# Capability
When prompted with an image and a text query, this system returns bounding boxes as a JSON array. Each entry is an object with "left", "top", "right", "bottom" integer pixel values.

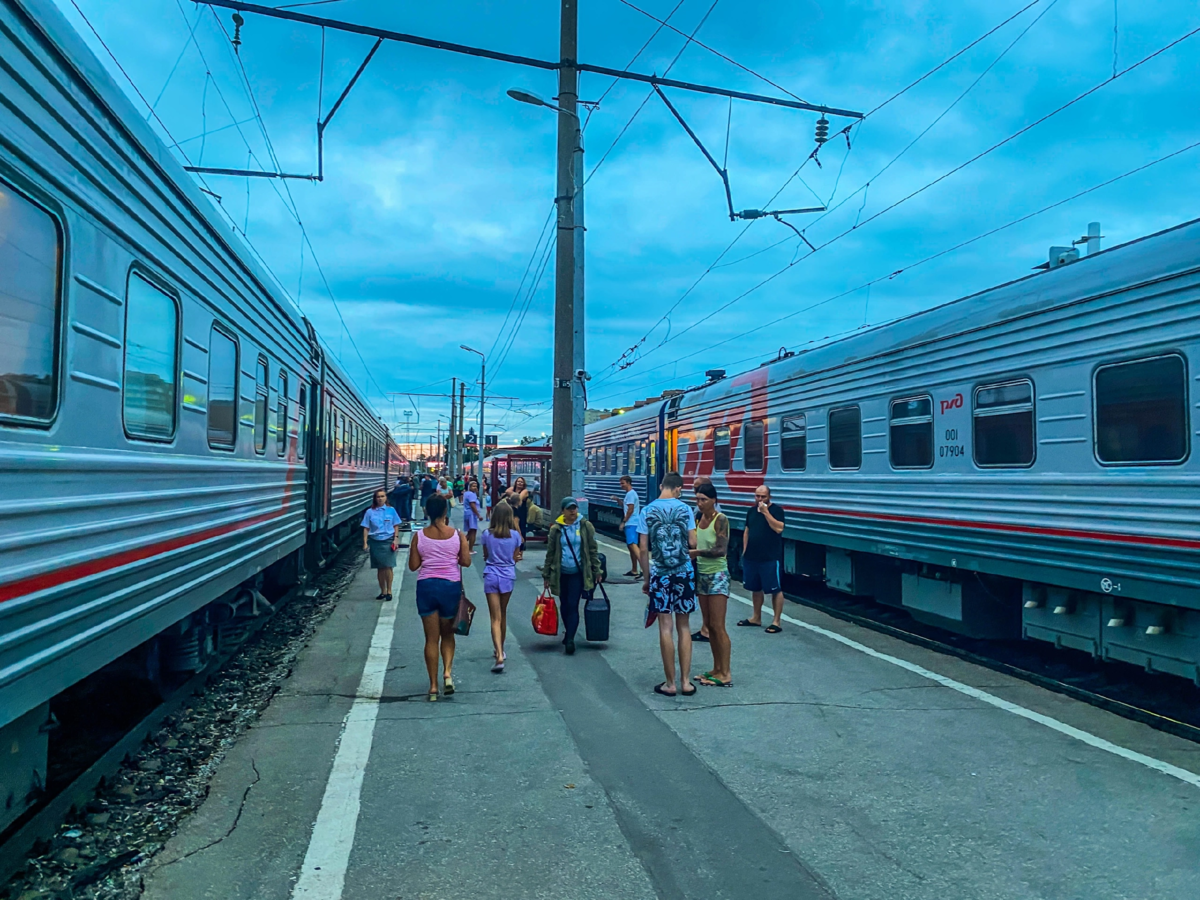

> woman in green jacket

[{"left": 542, "top": 497, "right": 604, "bottom": 655}]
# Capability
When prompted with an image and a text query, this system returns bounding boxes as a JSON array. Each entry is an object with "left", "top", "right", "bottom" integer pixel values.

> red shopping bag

[{"left": 532, "top": 589, "right": 559, "bottom": 636}]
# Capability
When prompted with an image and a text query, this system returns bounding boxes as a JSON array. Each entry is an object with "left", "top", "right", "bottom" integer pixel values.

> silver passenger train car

[
  {"left": 0, "top": 0, "right": 399, "bottom": 830},
  {"left": 586, "top": 216, "right": 1200, "bottom": 684}
]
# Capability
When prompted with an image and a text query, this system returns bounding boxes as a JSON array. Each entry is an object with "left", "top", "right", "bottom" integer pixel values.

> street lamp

[
  {"left": 508, "top": 85, "right": 585, "bottom": 507},
  {"left": 460, "top": 344, "right": 485, "bottom": 481}
]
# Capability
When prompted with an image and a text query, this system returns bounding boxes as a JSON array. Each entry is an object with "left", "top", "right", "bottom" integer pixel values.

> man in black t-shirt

[{"left": 737, "top": 484, "right": 787, "bottom": 633}]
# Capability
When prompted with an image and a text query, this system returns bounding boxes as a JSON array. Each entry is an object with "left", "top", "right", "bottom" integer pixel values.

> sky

[{"left": 50, "top": 0, "right": 1200, "bottom": 452}]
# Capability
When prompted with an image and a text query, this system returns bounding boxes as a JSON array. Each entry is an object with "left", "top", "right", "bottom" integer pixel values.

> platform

[{"left": 140, "top": 525, "right": 1200, "bottom": 900}]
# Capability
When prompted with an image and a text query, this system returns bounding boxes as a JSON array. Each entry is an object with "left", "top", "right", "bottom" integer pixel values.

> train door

[{"left": 666, "top": 427, "right": 680, "bottom": 473}]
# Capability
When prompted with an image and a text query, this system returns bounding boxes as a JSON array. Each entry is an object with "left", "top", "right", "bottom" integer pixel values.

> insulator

[{"left": 814, "top": 116, "right": 829, "bottom": 144}]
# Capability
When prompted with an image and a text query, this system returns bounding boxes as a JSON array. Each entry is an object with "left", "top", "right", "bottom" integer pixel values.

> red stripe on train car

[
  {"left": 0, "top": 511, "right": 282, "bottom": 605},
  {"left": 785, "top": 504, "right": 1200, "bottom": 551}
]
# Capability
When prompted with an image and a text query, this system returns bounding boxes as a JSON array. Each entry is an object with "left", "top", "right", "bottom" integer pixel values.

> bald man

[{"left": 737, "top": 484, "right": 786, "bottom": 633}]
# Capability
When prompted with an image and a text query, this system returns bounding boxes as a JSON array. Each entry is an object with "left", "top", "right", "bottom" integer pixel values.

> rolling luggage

[{"left": 584, "top": 582, "right": 611, "bottom": 642}]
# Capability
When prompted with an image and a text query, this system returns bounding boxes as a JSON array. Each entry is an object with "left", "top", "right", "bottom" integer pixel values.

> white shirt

[{"left": 623, "top": 488, "right": 640, "bottom": 523}]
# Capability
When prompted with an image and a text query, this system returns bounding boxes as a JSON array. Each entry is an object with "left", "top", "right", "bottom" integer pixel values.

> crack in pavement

[{"left": 155, "top": 758, "right": 262, "bottom": 868}]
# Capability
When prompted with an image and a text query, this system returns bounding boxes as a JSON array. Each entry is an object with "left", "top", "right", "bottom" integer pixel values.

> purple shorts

[{"left": 483, "top": 569, "right": 515, "bottom": 594}]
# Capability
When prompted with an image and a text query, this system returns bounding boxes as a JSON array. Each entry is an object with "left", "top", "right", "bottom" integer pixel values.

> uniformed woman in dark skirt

[{"left": 362, "top": 488, "right": 402, "bottom": 600}]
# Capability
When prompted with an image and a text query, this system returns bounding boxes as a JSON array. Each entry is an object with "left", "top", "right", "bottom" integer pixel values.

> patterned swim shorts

[
  {"left": 648, "top": 570, "right": 697, "bottom": 615},
  {"left": 696, "top": 569, "right": 731, "bottom": 597}
]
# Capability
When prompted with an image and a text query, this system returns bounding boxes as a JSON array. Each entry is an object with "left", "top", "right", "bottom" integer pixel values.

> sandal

[
  {"left": 623, "top": 570, "right": 639, "bottom": 577},
  {"left": 376, "top": 593, "right": 386, "bottom": 600},
  {"left": 696, "top": 673, "right": 732, "bottom": 687},
  {"left": 427, "top": 690, "right": 439, "bottom": 702},
  {"left": 384, "top": 593, "right": 392, "bottom": 601},
  {"left": 680, "top": 684, "right": 697, "bottom": 696},
  {"left": 691, "top": 630, "right": 710, "bottom": 643},
  {"left": 443, "top": 675, "right": 455, "bottom": 695},
  {"left": 736, "top": 619, "right": 761, "bottom": 627},
  {"left": 765, "top": 624, "right": 782, "bottom": 634},
  {"left": 653, "top": 682, "right": 677, "bottom": 697},
  {"left": 491, "top": 657, "right": 505, "bottom": 674}
]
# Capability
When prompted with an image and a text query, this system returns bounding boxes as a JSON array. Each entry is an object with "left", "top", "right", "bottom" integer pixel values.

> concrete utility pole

[
  {"left": 457, "top": 381, "right": 466, "bottom": 477},
  {"left": 550, "top": 0, "right": 584, "bottom": 509},
  {"left": 448, "top": 377, "right": 457, "bottom": 478}
]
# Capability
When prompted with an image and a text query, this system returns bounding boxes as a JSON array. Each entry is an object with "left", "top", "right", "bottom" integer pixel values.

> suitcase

[{"left": 584, "top": 583, "right": 611, "bottom": 642}]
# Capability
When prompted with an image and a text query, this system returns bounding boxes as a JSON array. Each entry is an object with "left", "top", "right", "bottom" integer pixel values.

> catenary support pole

[
  {"left": 551, "top": 0, "right": 580, "bottom": 508},
  {"left": 448, "top": 377, "right": 457, "bottom": 481},
  {"left": 478, "top": 359, "right": 486, "bottom": 504},
  {"left": 458, "top": 381, "right": 466, "bottom": 479}
]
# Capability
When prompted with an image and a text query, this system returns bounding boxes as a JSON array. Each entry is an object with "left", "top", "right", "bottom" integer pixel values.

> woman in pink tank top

[{"left": 408, "top": 494, "right": 471, "bottom": 701}]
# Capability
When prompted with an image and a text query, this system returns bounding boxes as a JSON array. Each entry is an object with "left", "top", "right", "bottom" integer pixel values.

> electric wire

[{"left": 587, "top": 135, "right": 1200, "bottom": 404}]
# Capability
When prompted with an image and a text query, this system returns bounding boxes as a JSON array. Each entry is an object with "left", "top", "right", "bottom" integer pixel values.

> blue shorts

[
  {"left": 416, "top": 577, "right": 461, "bottom": 619},
  {"left": 742, "top": 559, "right": 781, "bottom": 595},
  {"left": 624, "top": 524, "right": 639, "bottom": 546}
]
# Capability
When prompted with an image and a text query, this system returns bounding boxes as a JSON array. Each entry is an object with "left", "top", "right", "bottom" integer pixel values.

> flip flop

[
  {"left": 623, "top": 570, "right": 639, "bottom": 577},
  {"left": 491, "top": 658, "right": 505, "bottom": 674},
  {"left": 736, "top": 619, "right": 761, "bottom": 627},
  {"left": 427, "top": 690, "right": 438, "bottom": 702},
  {"left": 691, "top": 631, "right": 710, "bottom": 643},
  {"left": 765, "top": 624, "right": 783, "bottom": 634},
  {"left": 680, "top": 684, "right": 697, "bottom": 696},
  {"left": 443, "top": 675, "right": 455, "bottom": 695},
  {"left": 653, "top": 682, "right": 677, "bottom": 697},
  {"left": 696, "top": 674, "right": 732, "bottom": 687}
]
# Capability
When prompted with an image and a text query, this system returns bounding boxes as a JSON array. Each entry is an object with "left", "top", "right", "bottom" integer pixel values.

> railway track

[
  {"left": 593, "top": 527, "right": 1200, "bottom": 746},
  {"left": 0, "top": 546, "right": 365, "bottom": 897}
]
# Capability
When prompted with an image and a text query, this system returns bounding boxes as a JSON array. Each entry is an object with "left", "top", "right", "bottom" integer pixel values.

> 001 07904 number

[{"left": 939, "top": 428, "right": 964, "bottom": 458}]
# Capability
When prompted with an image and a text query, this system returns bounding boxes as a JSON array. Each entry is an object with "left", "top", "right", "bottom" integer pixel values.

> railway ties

[{"left": 17, "top": 516, "right": 1198, "bottom": 899}]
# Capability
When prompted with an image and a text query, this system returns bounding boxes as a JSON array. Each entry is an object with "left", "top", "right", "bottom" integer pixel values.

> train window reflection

[
  {"left": 277, "top": 371, "right": 288, "bottom": 456},
  {"left": 1095, "top": 355, "right": 1188, "bottom": 464},
  {"left": 123, "top": 273, "right": 178, "bottom": 440},
  {"left": 207, "top": 325, "right": 238, "bottom": 449},
  {"left": 744, "top": 419, "right": 765, "bottom": 471},
  {"left": 714, "top": 426, "right": 731, "bottom": 470},
  {"left": 889, "top": 395, "right": 933, "bottom": 469},
  {"left": 829, "top": 407, "right": 862, "bottom": 470},
  {"left": 0, "top": 181, "right": 62, "bottom": 422},
  {"left": 973, "top": 379, "right": 1034, "bottom": 467},
  {"left": 254, "top": 356, "right": 268, "bottom": 454},
  {"left": 781, "top": 414, "right": 807, "bottom": 470}
]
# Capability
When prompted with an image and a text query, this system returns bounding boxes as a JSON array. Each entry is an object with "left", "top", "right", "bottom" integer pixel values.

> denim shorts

[
  {"left": 742, "top": 559, "right": 782, "bottom": 595},
  {"left": 416, "top": 577, "right": 461, "bottom": 619}
]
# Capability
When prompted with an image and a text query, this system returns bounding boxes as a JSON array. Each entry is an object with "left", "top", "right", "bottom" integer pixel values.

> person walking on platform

[
  {"left": 616, "top": 475, "right": 642, "bottom": 577},
  {"left": 690, "top": 482, "right": 732, "bottom": 686},
  {"left": 419, "top": 474, "right": 436, "bottom": 521},
  {"left": 482, "top": 500, "right": 523, "bottom": 672},
  {"left": 389, "top": 475, "right": 413, "bottom": 526},
  {"left": 362, "top": 489, "right": 402, "bottom": 601},
  {"left": 437, "top": 476, "right": 453, "bottom": 509},
  {"left": 463, "top": 477, "right": 484, "bottom": 553},
  {"left": 504, "top": 476, "right": 532, "bottom": 548},
  {"left": 639, "top": 472, "right": 698, "bottom": 697},
  {"left": 737, "top": 484, "right": 787, "bottom": 633},
  {"left": 542, "top": 497, "right": 604, "bottom": 655},
  {"left": 408, "top": 494, "right": 471, "bottom": 701},
  {"left": 453, "top": 474, "right": 465, "bottom": 502}
]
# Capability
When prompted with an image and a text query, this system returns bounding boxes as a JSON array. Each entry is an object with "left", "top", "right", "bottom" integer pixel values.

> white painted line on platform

[
  {"left": 595, "top": 536, "right": 1200, "bottom": 790},
  {"left": 291, "top": 563, "right": 405, "bottom": 899}
]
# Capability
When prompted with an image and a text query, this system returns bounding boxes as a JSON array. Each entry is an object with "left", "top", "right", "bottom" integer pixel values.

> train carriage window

[
  {"left": 829, "top": 407, "right": 862, "bottom": 470},
  {"left": 649, "top": 440, "right": 657, "bottom": 475},
  {"left": 714, "top": 426, "right": 731, "bottom": 471},
  {"left": 206, "top": 326, "right": 238, "bottom": 449},
  {"left": 254, "top": 357, "right": 268, "bottom": 454},
  {"left": 123, "top": 273, "right": 178, "bottom": 440},
  {"left": 890, "top": 396, "right": 934, "bottom": 469},
  {"left": 973, "top": 380, "right": 1034, "bottom": 467},
  {"left": 276, "top": 371, "right": 288, "bottom": 456},
  {"left": 0, "top": 181, "right": 63, "bottom": 422},
  {"left": 297, "top": 382, "right": 307, "bottom": 459},
  {"left": 1095, "top": 355, "right": 1188, "bottom": 464},
  {"left": 743, "top": 419, "right": 766, "bottom": 471},
  {"left": 781, "top": 414, "right": 807, "bottom": 470}
]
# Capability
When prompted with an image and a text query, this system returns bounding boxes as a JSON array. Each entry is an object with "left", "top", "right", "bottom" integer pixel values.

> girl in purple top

[
  {"left": 463, "top": 477, "right": 484, "bottom": 554},
  {"left": 481, "top": 501, "right": 524, "bottom": 673}
]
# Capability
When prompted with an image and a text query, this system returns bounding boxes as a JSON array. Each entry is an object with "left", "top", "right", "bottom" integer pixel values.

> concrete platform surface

[{"left": 141, "top": 526, "right": 1200, "bottom": 900}]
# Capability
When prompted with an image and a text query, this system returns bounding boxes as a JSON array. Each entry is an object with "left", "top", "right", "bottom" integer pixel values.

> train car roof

[
  {"left": 585, "top": 399, "right": 667, "bottom": 438},
  {"left": 677, "top": 214, "right": 1200, "bottom": 410},
  {"left": 19, "top": 0, "right": 386, "bottom": 427}
]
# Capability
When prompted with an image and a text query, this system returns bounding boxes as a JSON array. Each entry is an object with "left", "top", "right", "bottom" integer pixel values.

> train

[
  {"left": 585, "top": 216, "right": 1200, "bottom": 686},
  {"left": 0, "top": 0, "right": 400, "bottom": 831}
]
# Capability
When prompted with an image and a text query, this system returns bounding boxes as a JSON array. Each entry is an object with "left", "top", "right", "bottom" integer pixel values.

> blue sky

[{"left": 53, "top": 0, "right": 1200, "bottom": 451}]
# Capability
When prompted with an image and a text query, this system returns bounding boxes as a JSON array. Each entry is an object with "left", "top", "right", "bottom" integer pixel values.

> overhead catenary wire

[
  {"left": 587, "top": 135, "right": 1200, "bottom": 405},
  {"left": 611, "top": 16, "right": 1200, "bottom": 372}
]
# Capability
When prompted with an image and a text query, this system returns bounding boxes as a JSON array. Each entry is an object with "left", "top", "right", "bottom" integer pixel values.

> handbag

[
  {"left": 532, "top": 588, "right": 559, "bottom": 636},
  {"left": 453, "top": 588, "right": 476, "bottom": 636}
]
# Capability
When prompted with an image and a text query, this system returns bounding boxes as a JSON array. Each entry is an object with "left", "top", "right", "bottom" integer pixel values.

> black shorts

[{"left": 742, "top": 559, "right": 781, "bottom": 595}]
